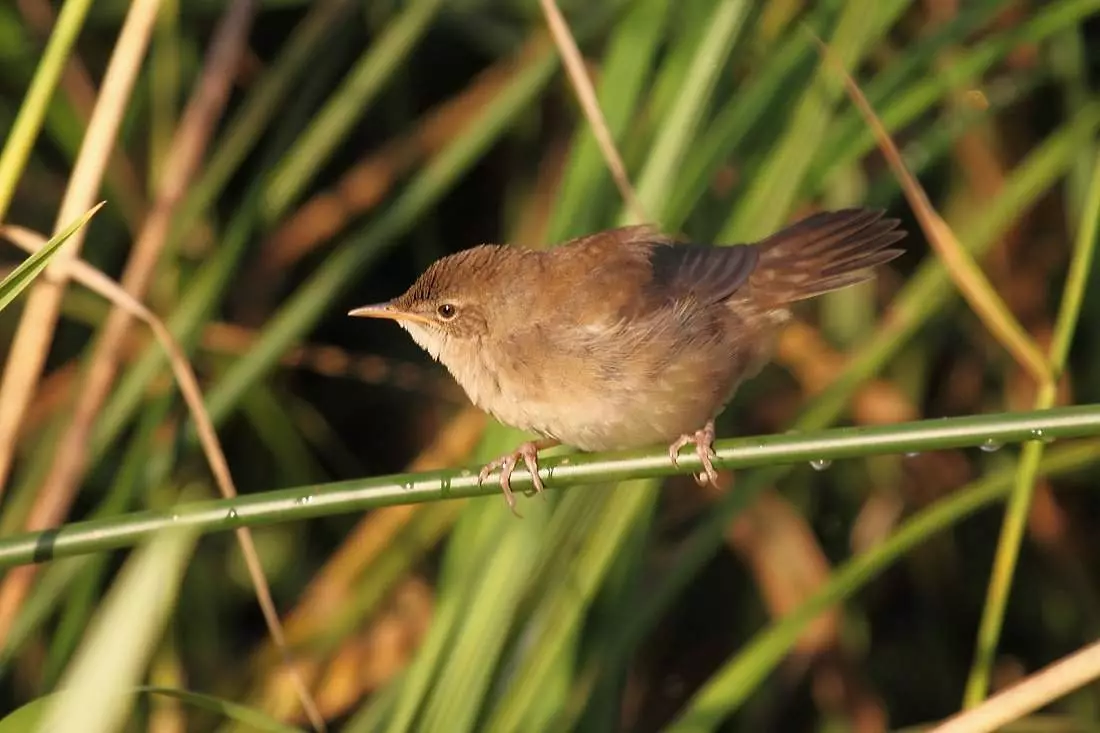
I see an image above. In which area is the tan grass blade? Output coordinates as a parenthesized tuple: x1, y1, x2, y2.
(930, 638, 1100, 733)
(810, 31, 1052, 386)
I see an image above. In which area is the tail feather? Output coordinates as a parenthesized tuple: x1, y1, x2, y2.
(748, 208, 905, 308)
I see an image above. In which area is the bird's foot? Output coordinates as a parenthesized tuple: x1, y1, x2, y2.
(477, 439, 556, 516)
(668, 420, 721, 487)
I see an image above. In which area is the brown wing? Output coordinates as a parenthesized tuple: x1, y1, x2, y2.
(645, 241, 760, 306)
(556, 224, 760, 320)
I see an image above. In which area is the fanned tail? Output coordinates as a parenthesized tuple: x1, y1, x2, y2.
(748, 208, 905, 309)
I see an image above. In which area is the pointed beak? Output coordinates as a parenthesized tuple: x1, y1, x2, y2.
(347, 302, 432, 326)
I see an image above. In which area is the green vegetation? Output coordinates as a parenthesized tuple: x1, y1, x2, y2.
(0, 1, 1098, 731)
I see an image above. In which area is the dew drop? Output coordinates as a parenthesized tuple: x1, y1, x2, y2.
(401, 482, 413, 491)
(809, 458, 832, 471)
(1030, 428, 1054, 444)
(904, 451, 921, 459)
(980, 439, 1003, 453)
(227, 509, 239, 521)
(170, 513, 180, 522)
(459, 469, 472, 477)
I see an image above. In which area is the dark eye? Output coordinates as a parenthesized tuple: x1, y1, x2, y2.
(437, 303, 457, 320)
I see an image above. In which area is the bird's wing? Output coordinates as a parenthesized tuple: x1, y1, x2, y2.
(643, 241, 760, 307)
(554, 225, 761, 321)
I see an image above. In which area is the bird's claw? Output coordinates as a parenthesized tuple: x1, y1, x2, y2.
(668, 420, 721, 487)
(477, 441, 547, 517)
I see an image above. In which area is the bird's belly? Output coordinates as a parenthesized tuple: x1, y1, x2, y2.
(485, 362, 733, 453)
(454, 311, 760, 453)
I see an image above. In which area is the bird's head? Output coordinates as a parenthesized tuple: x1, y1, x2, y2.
(348, 245, 513, 363)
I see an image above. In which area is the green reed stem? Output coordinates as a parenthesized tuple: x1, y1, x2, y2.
(1, 404, 1098, 569)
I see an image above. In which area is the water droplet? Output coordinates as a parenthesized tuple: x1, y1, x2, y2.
(904, 451, 921, 459)
(1030, 428, 1054, 444)
(459, 469, 472, 477)
(809, 458, 832, 471)
(227, 509, 238, 521)
(401, 482, 413, 491)
(559, 457, 571, 465)
(295, 495, 314, 506)
(980, 439, 1002, 453)
(170, 513, 180, 522)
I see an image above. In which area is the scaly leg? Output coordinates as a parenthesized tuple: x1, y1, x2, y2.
(478, 438, 560, 516)
(668, 420, 720, 487)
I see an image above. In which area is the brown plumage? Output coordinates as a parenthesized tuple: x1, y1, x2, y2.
(350, 207, 905, 513)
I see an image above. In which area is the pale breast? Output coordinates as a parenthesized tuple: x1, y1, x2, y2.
(453, 302, 755, 452)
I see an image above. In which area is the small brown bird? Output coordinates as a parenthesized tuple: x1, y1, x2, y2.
(350, 208, 905, 513)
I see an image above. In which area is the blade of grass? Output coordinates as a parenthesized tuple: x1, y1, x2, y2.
(260, 0, 446, 222)
(0, 203, 102, 311)
(1, 404, 1099, 568)
(147, 0, 181, 185)
(963, 148, 1100, 706)
(663, 8, 818, 231)
(718, 0, 889, 241)
(482, 481, 657, 733)
(616, 0, 750, 227)
(0, 0, 96, 222)
(810, 0, 1100, 192)
(660, 438, 1100, 731)
(0, 686, 305, 733)
(174, 0, 358, 234)
(36, 525, 198, 733)
(417, 505, 548, 733)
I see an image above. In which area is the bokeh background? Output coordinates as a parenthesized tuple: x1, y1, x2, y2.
(1, 0, 1100, 731)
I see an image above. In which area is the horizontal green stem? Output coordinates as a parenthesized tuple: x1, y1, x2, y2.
(1, 404, 1098, 568)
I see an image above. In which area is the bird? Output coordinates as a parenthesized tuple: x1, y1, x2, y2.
(349, 208, 905, 514)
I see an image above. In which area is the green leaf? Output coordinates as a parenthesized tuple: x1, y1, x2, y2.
(34, 524, 197, 733)
(0, 686, 304, 733)
(0, 201, 103, 313)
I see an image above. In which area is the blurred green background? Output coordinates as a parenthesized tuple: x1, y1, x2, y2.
(1, 0, 1100, 731)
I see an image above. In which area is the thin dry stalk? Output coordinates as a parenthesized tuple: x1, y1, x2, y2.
(17, 0, 150, 230)
(810, 33, 1052, 386)
(35, 0, 256, 608)
(0, 225, 327, 732)
(930, 638, 1100, 733)
(0, 0, 161, 496)
(537, 0, 650, 225)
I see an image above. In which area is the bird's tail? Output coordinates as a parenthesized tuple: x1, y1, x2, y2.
(748, 208, 905, 309)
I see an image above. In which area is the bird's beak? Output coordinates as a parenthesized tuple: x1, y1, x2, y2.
(347, 302, 433, 326)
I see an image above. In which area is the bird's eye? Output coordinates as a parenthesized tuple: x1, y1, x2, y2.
(436, 303, 457, 320)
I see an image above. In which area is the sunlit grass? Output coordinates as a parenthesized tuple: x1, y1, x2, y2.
(0, 2, 1098, 732)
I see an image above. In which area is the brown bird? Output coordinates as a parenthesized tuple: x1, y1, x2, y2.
(350, 208, 905, 513)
